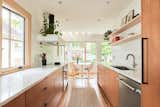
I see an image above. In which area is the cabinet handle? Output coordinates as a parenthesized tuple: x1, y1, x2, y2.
(142, 38, 149, 84)
(43, 87, 48, 91)
(119, 79, 135, 92)
(44, 103, 48, 107)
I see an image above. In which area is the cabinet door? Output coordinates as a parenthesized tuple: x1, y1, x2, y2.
(141, 0, 160, 107)
(3, 94, 25, 107)
(25, 80, 47, 107)
(98, 65, 104, 88)
(98, 65, 119, 107)
(49, 70, 63, 107)
(108, 69, 119, 107)
(43, 76, 54, 104)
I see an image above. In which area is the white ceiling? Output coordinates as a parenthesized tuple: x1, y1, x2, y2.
(16, 0, 132, 34)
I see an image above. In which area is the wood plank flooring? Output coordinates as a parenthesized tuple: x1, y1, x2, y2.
(68, 88, 101, 107)
(58, 78, 109, 107)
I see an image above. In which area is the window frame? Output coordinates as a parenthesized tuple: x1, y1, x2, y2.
(0, 0, 31, 75)
(2, 7, 26, 68)
(65, 42, 97, 63)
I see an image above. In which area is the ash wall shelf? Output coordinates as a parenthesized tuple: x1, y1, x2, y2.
(109, 15, 141, 38)
(111, 34, 141, 46)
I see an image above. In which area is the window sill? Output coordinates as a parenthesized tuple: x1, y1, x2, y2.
(0, 65, 31, 76)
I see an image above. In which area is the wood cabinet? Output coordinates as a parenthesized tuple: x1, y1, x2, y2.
(25, 76, 50, 107)
(3, 94, 25, 107)
(98, 64, 119, 107)
(141, 0, 160, 107)
(26, 68, 64, 107)
(97, 65, 104, 88)
(49, 68, 64, 107)
(3, 68, 64, 107)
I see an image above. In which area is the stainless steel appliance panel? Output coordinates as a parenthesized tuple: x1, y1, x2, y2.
(119, 75, 141, 107)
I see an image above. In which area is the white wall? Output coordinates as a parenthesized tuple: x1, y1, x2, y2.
(116, 0, 141, 27)
(112, 0, 141, 71)
(112, 39, 142, 70)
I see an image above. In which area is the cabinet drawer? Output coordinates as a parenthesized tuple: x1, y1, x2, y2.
(26, 79, 48, 107)
(43, 76, 54, 103)
(3, 94, 25, 107)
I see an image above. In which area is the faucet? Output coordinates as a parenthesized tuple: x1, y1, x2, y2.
(126, 53, 137, 68)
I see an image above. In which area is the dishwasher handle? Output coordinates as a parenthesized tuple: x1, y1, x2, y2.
(119, 79, 135, 92)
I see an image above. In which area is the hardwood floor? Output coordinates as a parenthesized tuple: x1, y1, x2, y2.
(58, 78, 109, 107)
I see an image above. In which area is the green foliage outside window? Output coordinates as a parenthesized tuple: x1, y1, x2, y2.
(101, 42, 112, 65)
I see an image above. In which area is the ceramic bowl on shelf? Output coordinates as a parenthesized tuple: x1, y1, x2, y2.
(112, 36, 121, 43)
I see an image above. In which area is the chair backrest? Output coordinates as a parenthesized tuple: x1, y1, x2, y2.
(68, 62, 79, 73)
(88, 63, 97, 72)
(72, 63, 79, 72)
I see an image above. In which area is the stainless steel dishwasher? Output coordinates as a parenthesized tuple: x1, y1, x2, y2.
(118, 75, 141, 107)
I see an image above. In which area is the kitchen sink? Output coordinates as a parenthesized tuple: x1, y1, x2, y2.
(112, 66, 134, 70)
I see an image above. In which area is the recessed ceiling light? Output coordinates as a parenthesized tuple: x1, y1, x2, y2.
(75, 32, 79, 35)
(97, 18, 101, 22)
(87, 32, 91, 34)
(106, 0, 111, 5)
(58, 0, 63, 5)
(65, 18, 69, 22)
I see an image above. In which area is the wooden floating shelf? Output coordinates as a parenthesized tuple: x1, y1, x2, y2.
(109, 15, 141, 38)
(111, 34, 141, 46)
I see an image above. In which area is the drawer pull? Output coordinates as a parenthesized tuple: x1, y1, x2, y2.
(44, 103, 48, 107)
(43, 87, 48, 91)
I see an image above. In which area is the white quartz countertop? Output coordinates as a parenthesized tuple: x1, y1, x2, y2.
(0, 64, 66, 106)
(100, 63, 142, 84)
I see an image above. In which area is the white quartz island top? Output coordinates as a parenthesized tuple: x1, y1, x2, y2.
(0, 64, 66, 106)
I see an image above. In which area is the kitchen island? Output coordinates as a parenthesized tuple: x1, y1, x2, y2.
(0, 64, 68, 107)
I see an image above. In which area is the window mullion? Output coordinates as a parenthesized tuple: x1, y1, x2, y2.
(8, 11, 11, 67)
(2, 6, 27, 69)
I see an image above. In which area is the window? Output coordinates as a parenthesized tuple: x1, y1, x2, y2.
(101, 42, 112, 65)
(86, 43, 96, 63)
(2, 7, 25, 68)
(65, 42, 85, 63)
(65, 42, 97, 63)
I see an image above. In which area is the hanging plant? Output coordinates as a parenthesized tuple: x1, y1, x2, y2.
(104, 30, 112, 40)
(40, 13, 62, 36)
(40, 14, 49, 36)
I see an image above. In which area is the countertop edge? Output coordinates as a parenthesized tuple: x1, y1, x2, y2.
(99, 63, 142, 84)
(0, 64, 67, 107)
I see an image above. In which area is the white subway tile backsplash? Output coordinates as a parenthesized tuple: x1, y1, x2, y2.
(112, 38, 142, 72)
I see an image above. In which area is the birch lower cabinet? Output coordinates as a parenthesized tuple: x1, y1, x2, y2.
(3, 68, 64, 107)
(3, 94, 26, 107)
(98, 64, 119, 107)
